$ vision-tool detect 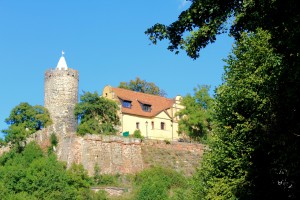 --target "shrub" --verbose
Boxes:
[93,164,119,186]
[48,133,58,154]
[134,166,187,200]
[0,141,98,199]
[164,139,171,144]
[133,129,144,139]
[50,133,58,146]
